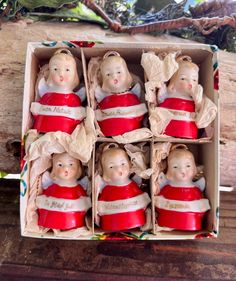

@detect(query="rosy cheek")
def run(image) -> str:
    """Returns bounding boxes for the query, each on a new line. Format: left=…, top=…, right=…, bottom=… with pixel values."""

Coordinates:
left=52, top=73, right=59, bottom=81
left=63, top=74, right=70, bottom=82
left=180, top=81, right=187, bottom=87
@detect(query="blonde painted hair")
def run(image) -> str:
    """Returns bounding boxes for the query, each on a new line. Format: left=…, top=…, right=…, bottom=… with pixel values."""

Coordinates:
left=168, top=55, right=199, bottom=91
left=50, top=152, right=82, bottom=180
left=100, top=51, right=133, bottom=91
left=166, top=144, right=197, bottom=179
left=100, top=143, right=131, bottom=177
left=47, top=49, right=80, bottom=90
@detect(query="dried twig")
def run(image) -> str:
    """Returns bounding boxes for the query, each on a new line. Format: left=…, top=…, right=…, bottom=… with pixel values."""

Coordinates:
left=82, top=0, right=236, bottom=35
left=82, top=0, right=121, bottom=32
left=121, top=15, right=236, bottom=35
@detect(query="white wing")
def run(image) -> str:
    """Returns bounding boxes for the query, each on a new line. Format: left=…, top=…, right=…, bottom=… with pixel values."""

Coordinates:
left=158, top=172, right=169, bottom=190
left=75, top=85, right=86, bottom=102
left=131, top=83, right=141, bottom=99
left=131, top=174, right=142, bottom=186
left=41, top=171, right=53, bottom=189
left=37, top=77, right=50, bottom=97
left=95, top=85, right=109, bottom=103
left=194, top=177, right=206, bottom=191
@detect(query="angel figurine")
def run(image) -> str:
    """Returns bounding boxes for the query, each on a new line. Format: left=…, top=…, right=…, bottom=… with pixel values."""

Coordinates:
left=141, top=53, right=217, bottom=139
left=158, top=56, right=218, bottom=139
left=31, top=49, right=86, bottom=134
left=36, top=152, right=91, bottom=230
left=97, top=144, right=151, bottom=231
left=95, top=51, right=147, bottom=137
left=155, top=145, right=210, bottom=231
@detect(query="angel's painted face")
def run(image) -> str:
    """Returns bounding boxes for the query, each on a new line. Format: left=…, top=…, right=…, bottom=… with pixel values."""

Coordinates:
left=51, top=153, right=82, bottom=182
left=100, top=56, right=132, bottom=93
left=168, top=156, right=195, bottom=183
left=48, top=55, right=78, bottom=89
left=102, top=149, right=130, bottom=184
left=167, top=150, right=197, bottom=185
left=170, top=64, right=198, bottom=96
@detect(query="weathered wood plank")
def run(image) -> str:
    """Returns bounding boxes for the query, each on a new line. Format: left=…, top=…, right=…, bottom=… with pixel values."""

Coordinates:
left=0, top=21, right=235, bottom=189
left=219, top=50, right=236, bottom=140
left=0, top=265, right=170, bottom=281
left=218, top=50, right=236, bottom=188
left=0, top=179, right=236, bottom=281
left=220, top=209, right=236, bottom=218
left=220, top=140, right=236, bottom=188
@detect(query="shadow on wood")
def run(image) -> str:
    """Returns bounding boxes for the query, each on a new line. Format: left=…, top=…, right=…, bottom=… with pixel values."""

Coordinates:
left=0, top=179, right=235, bottom=281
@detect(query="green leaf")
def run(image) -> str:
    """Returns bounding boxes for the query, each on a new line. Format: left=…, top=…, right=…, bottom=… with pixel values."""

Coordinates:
left=28, top=3, right=106, bottom=25
left=70, top=2, right=105, bottom=24
left=194, top=0, right=205, bottom=3
left=0, top=171, right=8, bottom=178
left=18, top=0, right=77, bottom=10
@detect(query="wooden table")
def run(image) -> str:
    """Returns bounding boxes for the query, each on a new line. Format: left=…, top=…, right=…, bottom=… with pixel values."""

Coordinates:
left=0, top=179, right=235, bottom=281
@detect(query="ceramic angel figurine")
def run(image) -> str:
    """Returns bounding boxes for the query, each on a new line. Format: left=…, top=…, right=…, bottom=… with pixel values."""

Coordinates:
left=31, top=49, right=86, bottom=134
left=97, top=144, right=151, bottom=231
left=158, top=56, right=217, bottom=139
left=156, top=56, right=199, bottom=138
left=36, top=152, right=91, bottom=230
left=155, top=145, right=210, bottom=231
left=142, top=54, right=217, bottom=139
left=95, top=51, right=147, bottom=136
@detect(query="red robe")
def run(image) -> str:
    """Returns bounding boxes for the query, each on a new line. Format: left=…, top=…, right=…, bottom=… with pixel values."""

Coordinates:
left=32, top=92, right=84, bottom=134
left=156, top=184, right=210, bottom=231
left=37, top=183, right=90, bottom=230
left=98, top=181, right=150, bottom=231
left=159, top=97, right=198, bottom=139
left=97, top=92, right=146, bottom=136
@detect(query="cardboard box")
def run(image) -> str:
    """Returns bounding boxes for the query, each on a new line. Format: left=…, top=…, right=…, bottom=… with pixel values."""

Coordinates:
left=21, top=41, right=219, bottom=240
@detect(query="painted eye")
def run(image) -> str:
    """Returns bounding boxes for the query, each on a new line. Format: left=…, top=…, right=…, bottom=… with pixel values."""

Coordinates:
left=109, top=166, right=113, bottom=169
left=186, top=164, right=191, bottom=168
left=121, top=163, right=126, bottom=166
left=58, top=163, right=63, bottom=167
left=69, top=163, right=73, bottom=166
left=117, top=71, right=121, bottom=74
left=173, top=166, right=178, bottom=169
left=181, top=77, right=185, bottom=80
left=106, top=73, right=110, bottom=77
left=66, top=68, right=70, bottom=72
left=54, top=67, right=58, bottom=71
